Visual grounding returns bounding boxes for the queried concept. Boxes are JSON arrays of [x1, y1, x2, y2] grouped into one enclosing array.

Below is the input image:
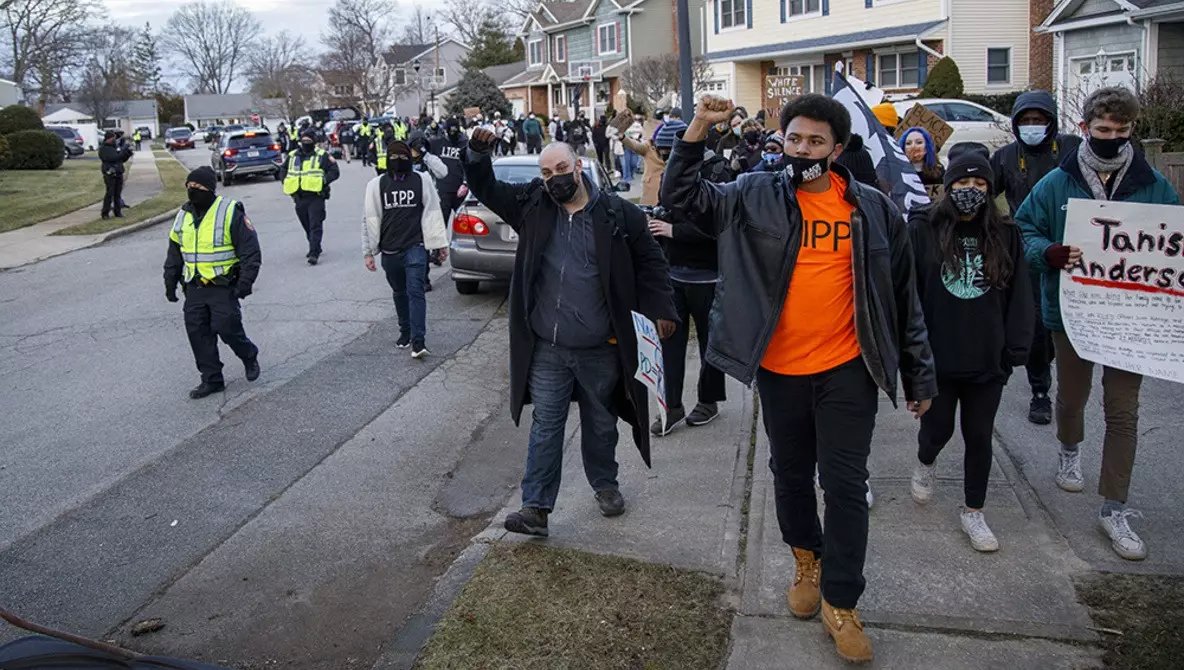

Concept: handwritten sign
[[1060, 199, 1184, 383], [609, 110, 634, 135], [763, 74, 803, 121], [631, 311, 668, 430], [463, 106, 481, 119], [894, 103, 954, 150]]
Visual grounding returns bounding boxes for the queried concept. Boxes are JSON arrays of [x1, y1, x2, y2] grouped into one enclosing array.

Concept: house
[[703, 0, 1039, 115], [500, 0, 708, 120], [41, 99, 158, 150], [0, 78, 22, 107], [183, 94, 286, 129], [369, 38, 470, 118], [485, 61, 530, 116], [1037, 0, 1184, 126]]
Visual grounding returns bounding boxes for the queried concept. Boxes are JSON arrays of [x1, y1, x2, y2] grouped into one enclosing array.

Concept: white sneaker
[[1056, 449, 1084, 492], [865, 481, 874, 509], [910, 462, 936, 504], [1098, 508, 1147, 560], [960, 510, 1000, 552]]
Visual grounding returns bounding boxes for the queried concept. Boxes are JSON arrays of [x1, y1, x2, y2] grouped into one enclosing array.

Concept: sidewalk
[[0, 148, 162, 270]]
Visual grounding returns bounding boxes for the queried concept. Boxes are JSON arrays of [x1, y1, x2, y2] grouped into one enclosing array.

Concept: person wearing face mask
[[899, 127, 945, 199], [523, 112, 543, 154], [163, 166, 262, 399], [620, 112, 645, 190], [1017, 86, 1179, 562], [619, 117, 685, 206], [663, 94, 936, 664], [280, 128, 340, 265], [990, 91, 1081, 426], [729, 118, 767, 174], [715, 110, 747, 160], [749, 132, 786, 172], [462, 129, 678, 538], [906, 153, 1033, 554]]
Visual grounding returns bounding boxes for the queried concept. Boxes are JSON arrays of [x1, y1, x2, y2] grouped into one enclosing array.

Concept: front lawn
[[0, 161, 106, 233], [54, 152, 186, 236]]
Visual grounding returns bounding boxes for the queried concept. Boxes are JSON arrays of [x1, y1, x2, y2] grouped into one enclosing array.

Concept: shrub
[[964, 91, 1025, 117], [1136, 74, 1184, 151], [0, 134, 10, 170], [6, 129, 65, 169], [922, 57, 964, 99], [0, 104, 44, 135]]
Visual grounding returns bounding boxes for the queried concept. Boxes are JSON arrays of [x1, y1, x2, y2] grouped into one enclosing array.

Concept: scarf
[[1077, 138, 1134, 201]]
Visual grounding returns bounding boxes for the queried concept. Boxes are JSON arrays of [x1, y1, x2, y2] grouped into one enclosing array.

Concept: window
[[720, 0, 745, 29], [529, 39, 544, 66], [434, 67, 446, 86], [393, 69, 406, 86], [987, 47, 1011, 85], [555, 35, 566, 63], [788, 0, 820, 17], [877, 51, 919, 89], [772, 63, 823, 93], [552, 87, 564, 105], [942, 102, 996, 123], [597, 23, 618, 53]]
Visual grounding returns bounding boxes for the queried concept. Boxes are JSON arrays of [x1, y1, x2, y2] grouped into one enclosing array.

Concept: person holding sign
[[662, 94, 937, 664], [1016, 86, 1180, 561], [907, 153, 1034, 553]]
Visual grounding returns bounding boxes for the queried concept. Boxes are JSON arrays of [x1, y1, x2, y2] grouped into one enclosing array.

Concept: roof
[[185, 93, 284, 120], [382, 44, 431, 65], [43, 99, 156, 119], [1039, 0, 1181, 30], [1128, 0, 1177, 8], [535, 0, 596, 26], [483, 61, 528, 86], [704, 20, 946, 62]]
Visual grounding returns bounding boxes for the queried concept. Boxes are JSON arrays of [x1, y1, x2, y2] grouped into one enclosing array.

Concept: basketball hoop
[[582, 75, 591, 82]]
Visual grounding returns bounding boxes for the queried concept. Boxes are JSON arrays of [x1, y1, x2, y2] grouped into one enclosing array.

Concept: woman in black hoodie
[[906, 152, 1034, 553]]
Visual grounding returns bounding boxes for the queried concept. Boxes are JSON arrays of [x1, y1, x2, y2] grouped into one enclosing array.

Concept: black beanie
[[834, 133, 878, 188], [186, 166, 217, 193], [943, 149, 994, 193]]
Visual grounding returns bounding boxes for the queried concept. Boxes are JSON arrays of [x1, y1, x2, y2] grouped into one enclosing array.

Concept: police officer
[[358, 118, 372, 166], [372, 121, 394, 176], [280, 128, 340, 265], [132, 128, 142, 151], [98, 130, 133, 219], [164, 167, 262, 399]]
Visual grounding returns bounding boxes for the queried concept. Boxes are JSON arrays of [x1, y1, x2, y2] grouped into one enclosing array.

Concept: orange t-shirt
[[761, 173, 861, 376]]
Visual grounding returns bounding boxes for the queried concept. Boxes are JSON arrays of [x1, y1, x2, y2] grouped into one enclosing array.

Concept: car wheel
[[455, 281, 480, 295]]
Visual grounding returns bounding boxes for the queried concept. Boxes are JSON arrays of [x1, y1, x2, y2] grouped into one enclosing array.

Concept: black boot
[[189, 381, 226, 399], [1029, 393, 1052, 425], [244, 357, 260, 382], [504, 507, 549, 537]]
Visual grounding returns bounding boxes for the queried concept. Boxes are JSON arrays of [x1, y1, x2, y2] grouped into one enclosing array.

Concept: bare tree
[[1, 0, 98, 105], [399, 3, 438, 46], [76, 25, 137, 127], [321, 0, 395, 114], [247, 30, 317, 121], [163, 0, 261, 94], [440, 0, 502, 45], [621, 54, 712, 109]]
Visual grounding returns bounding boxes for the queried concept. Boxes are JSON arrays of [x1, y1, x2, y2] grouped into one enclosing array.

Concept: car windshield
[[492, 164, 597, 185], [167, 129, 190, 137], [228, 133, 273, 149]]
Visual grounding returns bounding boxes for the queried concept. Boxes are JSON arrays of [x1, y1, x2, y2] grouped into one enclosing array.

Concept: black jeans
[[664, 281, 727, 409], [102, 173, 124, 217], [294, 195, 326, 256], [183, 283, 258, 385], [757, 357, 878, 609], [1026, 272, 1053, 395], [917, 380, 1003, 509], [526, 135, 542, 154]]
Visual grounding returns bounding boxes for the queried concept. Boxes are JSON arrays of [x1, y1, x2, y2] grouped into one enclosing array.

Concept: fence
[[1142, 139, 1184, 195]]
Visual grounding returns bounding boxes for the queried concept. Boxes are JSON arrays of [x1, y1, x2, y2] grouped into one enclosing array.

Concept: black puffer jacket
[[990, 90, 1082, 214], [661, 137, 937, 404]]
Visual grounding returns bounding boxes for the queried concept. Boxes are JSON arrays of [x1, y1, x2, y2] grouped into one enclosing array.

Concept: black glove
[[409, 136, 429, 155], [236, 284, 253, 300], [468, 128, 497, 154], [1044, 243, 1071, 270], [166, 287, 179, 303]]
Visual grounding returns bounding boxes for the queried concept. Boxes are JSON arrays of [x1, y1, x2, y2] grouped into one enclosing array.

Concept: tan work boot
[[822, 600, 873, 663], [787, 547, 821, 619]]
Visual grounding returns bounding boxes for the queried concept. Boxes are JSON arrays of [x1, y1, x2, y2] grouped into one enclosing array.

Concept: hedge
[[0, 134, 10, 170], [6, 129, 65, 170], [921, 57, 964, 99], [0, 105, 44, 135], [963, 92, 1025, 117]]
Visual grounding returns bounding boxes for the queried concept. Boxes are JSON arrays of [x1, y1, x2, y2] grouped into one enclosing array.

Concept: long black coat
[[463, 150, 678, 465]]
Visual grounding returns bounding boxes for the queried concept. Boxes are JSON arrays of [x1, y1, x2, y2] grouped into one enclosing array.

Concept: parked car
[[45, 126, 85, 158], [164, 127, 195, 150], [450, 154, 613, 295], [892, 98, 1013, 158], [135, 126, 153, 139], [210, 129, 283, 185]]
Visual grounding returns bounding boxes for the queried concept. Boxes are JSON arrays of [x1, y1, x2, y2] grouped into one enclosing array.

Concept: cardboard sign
[[631, 311, 668, 430], [613, 89, 628, 113], [1060, 199, 1184, 383], [894, 102, 954, 150], [463, 106, 481, 119], [763, 74, 804, 121], [609, 110, 634, 135]]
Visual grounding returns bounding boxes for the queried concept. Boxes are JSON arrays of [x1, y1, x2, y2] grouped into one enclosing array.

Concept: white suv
[[893, 98, 1013, 157]]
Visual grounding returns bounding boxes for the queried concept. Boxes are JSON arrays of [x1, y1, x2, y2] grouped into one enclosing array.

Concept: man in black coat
[[464, 129, 678, 537], [98, 131, 134, 219]]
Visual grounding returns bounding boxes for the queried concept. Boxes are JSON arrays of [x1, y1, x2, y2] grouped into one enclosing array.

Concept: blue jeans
[[522, 341, 622, 511], [622, 149, 639, 184], [381, 246, 428, 345]]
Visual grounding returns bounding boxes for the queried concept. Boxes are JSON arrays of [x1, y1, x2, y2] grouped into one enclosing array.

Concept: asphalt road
[[0, 143, 525, 666]]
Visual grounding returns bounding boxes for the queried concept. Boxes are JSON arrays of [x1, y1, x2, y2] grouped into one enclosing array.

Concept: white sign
[[631, 311, 668, 430], [1061, 199, 1184, 382]]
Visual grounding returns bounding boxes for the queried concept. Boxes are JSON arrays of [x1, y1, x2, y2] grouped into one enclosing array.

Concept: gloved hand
[[236, 284, 253, 300], [166, 287, 179, 303], [409, 136, 429, 156], [468, 128, 497, 154], [1044, 243, 1071, 269]]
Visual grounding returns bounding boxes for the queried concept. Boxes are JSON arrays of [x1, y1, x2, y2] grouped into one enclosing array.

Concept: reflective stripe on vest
[[375, 135, 387, 170], [282, 149, 326, 195], [289, 128, 298, 141], [170, 197, 238, 283]]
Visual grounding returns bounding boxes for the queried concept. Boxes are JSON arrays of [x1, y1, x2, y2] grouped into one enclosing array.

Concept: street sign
[[764, 74, 804, 121]]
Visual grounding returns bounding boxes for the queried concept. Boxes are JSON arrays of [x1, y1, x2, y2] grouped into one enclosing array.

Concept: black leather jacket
[[661, 137, 937, 404]]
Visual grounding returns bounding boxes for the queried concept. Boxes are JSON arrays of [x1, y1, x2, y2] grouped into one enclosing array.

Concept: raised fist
[[695, 95, 735, 126], [469, 128, 497, 154]]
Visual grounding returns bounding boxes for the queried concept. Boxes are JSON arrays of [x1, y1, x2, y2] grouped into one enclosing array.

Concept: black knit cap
[[186, 166, 217, 192], [833, 133, 878, 188], [943, 143, 995, 193]]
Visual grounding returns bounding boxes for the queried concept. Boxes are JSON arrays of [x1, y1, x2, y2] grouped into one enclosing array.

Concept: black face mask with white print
[[783, 155, 828, 186], [949, 187, 988, 216]]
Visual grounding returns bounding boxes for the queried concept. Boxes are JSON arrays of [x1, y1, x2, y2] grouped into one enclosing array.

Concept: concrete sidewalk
[[0, 148, 162, 270]]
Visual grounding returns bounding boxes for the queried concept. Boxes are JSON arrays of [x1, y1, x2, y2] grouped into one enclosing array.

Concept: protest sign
[[463, 106, 481, 119], [894, 103, 954, 150], [631, 311, 668, 430], [609, 109, 634, 135], [763, 74, 804, 121], [1060, 199, 1184, 383]]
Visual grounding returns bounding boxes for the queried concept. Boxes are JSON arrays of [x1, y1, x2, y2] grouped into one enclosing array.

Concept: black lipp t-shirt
[[379, 172, 425, 253]]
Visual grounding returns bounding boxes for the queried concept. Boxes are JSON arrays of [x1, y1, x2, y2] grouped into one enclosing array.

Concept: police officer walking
[[163, 167, 262, 399], [280, 128, 340, 265], [98, 130, 133, 219]]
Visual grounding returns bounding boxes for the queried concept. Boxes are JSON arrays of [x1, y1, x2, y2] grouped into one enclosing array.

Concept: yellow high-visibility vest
[[133, 131, 141, 141], [375, 131, 388, 170], [169, 197, 239, 283], [283, 149, 327, 195], [393, 122, 408, 141], [289, 127, 299, 141]]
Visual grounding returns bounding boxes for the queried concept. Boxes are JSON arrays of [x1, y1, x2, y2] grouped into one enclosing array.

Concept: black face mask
[[546, 171, 579, 203], [299, 141, 314, 154], [389, 157, 412, 174], [783, 155, 829, 186], [188, 188, 216, 211], [1088, 135, 1129, 160], [743, 131, 761, 145]]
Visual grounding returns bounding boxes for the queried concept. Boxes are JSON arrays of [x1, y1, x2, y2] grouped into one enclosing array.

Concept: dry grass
[[1076, 573, 1184, 669], [53, 152, 186, 236], [0, 160, 105, 232]]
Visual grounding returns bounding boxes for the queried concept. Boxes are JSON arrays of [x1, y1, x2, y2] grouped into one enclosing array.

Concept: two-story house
[[369, 38, 470, 117], [705, 0, 1039, 115], [501, 0, 708, 120]]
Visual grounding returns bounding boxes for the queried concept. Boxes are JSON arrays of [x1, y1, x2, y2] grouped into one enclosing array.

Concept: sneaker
[[411, 343, 430, 359], [1056, 449, 1084, 492], [1028, 393, 1052, 425], [960, 510, 1000, 552], [188, 381, 225, 399], [395, 333, 411, 348], [821, 600, 873, 663], [685, 402, 720, 426], [595, 489, 625, 517], [1098, 507, 1147, 560], [307, 254, 319, 266], [910, 462, 936, 504], [650, 405, 687, 436], [865, 481, 874, 510], [504, 507, 549, 537], [787, 547, 821, 619]]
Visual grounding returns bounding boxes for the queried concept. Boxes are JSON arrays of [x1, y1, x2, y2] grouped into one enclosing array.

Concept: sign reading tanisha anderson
[[1060, 198, 1184, 382]]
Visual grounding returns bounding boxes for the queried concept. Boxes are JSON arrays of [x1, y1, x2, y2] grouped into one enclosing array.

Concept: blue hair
[[898, 127, 937, 169]]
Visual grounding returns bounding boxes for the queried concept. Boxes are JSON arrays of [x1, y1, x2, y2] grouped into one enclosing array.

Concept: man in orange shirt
[[662, 94, 936, 664]]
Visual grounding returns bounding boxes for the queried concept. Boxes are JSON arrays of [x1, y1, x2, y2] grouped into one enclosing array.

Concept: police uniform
[[164, 167, 262, 399], [280, 130, 340, 264], [359, 121, 372, 166], [132, 129, 142, 151], [372, 124, 394, 176]]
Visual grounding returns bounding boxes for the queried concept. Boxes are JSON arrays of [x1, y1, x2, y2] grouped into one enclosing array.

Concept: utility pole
[[676, 0, 694, 124]]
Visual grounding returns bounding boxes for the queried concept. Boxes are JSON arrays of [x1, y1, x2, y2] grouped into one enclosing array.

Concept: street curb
[[99, 208, 179, 242]]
